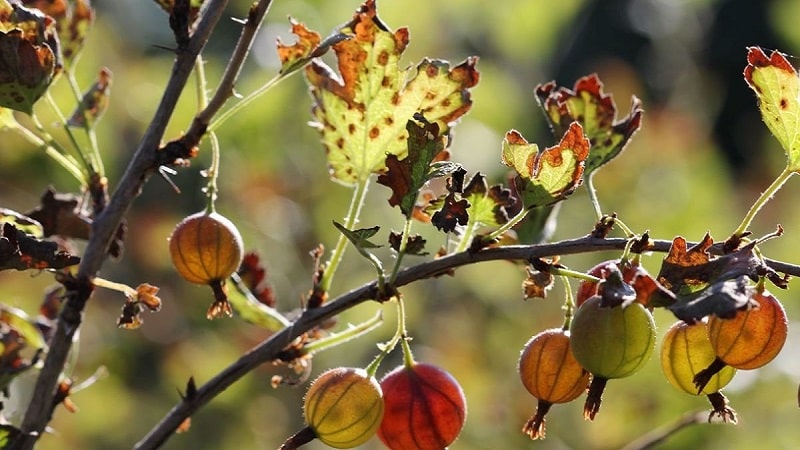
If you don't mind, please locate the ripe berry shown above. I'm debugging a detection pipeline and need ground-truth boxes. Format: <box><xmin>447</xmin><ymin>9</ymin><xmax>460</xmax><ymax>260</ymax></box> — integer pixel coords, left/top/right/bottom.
<box><xmin>518</xmin><ymin>328</ymin><xmax>590</xmax><ymax>439</ymax></box>
<box><xmin>378</xmin><ymin>363</ymin><xmax>466</xmax><ymax>450</ymax></box>
<box><xmin>660</xmin><ymin>320</ymin><xmax>736</xmax><ymax>395</ymax></box>
<box><xmin>694</xmin><ymin>289</ymin><xmax>788</xmax><ymax>392</ymax></box>
<box><xmin>569</xmin><ymin>295</ymin><xmax>656</xmax><ymax>419</ymax></box>
<box><xmin>169</xmin><ymin>211</ymin><xmax>244</xmax><ymax>318</ymax></box>
<box><xmin>303</xmin><ymin>367</ymin><xmax>384</xmax><ymax>449</ymax></box>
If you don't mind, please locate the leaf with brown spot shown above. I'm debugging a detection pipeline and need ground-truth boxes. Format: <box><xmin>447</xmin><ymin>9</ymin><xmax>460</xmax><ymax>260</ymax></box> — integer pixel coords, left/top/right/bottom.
<box><xmin>388</xmin><ymin>231</ymin><xmax>427</xmax><ymax>255</ymax></box>
<box><xmin>461</xmin><ymin>172</ymin><xmax>516</xmax><ymax>228</ymax></box>
<box><xmin>501</xmin><ymin>121</ymin><xmax>589</xmax><ymax>208</ymax></box>
<box><xmin>656</xmin><ymin>234</ymin><xmax>766</xmax><ymax>322</ymax></box>
<box><xmin>68</xmin><ymin>66</ymin><xmax>110</xmax><ymax>128</ymax></box>
<box><xmin>276</xmin><ymin>19</ymin><xmax>347</xmax><ymax>76</ymax></box>
<box><xmin>0</xmin><ymin>2</ymin><xmax>61</xmax><ymax>114</ymax></box>
<box><xmin>377</xmin><ymin>117</ymin><xmax>447</xmax><ymax>217</ymax></box>
<box><xmin>743</xmin><ymin>46</ymin><xmax>800</xmax><ymax>170</ymax></box>
<box><xmin>0</xmin><ymin>222</ymin><xmax>79</xmax><ymax>271</ymax></box>
<box><xmin>305</xmin><ymin>0</ymin><xmax>479</xmax><ymax>185</ymax></box>
<box><xmin>536</xmin><ymin>74</ymin><xmax>642</xmax><ymax>176</ymax></box>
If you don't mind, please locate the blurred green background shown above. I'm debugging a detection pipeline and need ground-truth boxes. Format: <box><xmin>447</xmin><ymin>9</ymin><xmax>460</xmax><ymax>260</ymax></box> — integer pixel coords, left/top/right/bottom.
<box><xmin>2</xmin><ymin>0</ymin><xmax>800</xmax><ymax>448</ymax></box>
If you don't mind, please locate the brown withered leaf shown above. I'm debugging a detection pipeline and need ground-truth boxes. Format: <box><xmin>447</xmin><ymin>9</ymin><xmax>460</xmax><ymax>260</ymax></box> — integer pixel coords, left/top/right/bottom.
<box><xmin>388</xmin><ymin>231</ymin><xmax>427</xmax><ymax>255</ymax></box>
<box><xmin>237</xmin><ymin>251</ymin><xmax>276</xmax><ymax>308</ymax></box>
<box><xmin>522</xmin><ymin>266</ymin><xmax>553</xmax><ymax>300</ymax></box>
<box><xmin>656</xmin><ymin>234</ymin><xmax>764</xmax><ymax>322</ymax></box>
<box><xmin>25</xmin><ymin>187</ymin><xmax>90</xmax><ymax>240</ymax></box>
<box><xmin>68</xmin><ymin>66</ymin><xmax>111</xmax><ymax>128</ymax></box>
<box><xmin>0</xmin><ymin>222</ymin><xmax>79</xmax><ymax>271</ymax></box>
<box><xmin>431</xmin><ymin>192</ymin><xmax>469</xmax><ymax>233</ymax></box>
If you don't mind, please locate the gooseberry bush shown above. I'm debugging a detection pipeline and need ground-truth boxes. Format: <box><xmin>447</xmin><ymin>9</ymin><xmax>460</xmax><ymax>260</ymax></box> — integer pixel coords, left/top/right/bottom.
<box><xmin>1</xmin><ymin>0</ymin><xmax>800</xmax><ymax>449</ymax></box>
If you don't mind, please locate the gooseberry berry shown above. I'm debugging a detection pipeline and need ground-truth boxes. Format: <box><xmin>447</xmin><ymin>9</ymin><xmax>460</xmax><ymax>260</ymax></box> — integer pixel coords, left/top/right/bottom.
<box><xmin>169</xmin><ymin>211</ymin><xmax>244</xmax><ymax>319</ymax></box>
<box><xmin>707</xmin><ymin>289</ymin><xmax>787</xmax><ymax>370</ymax></box>
<box><xmin>660</xmin><ymin>320</ymin><xmax>736</xmax><ymax>395</ymax></box>
<box><xmin>569</xmin><ymin>295</ymin><xmax>656</xmax><ymax>419</ymax></box>
<box><xmin>694</xmin><ymin>289</ymin><xmax>788</xmax><ymax>392</ymax></box>
<box><xmin>518</xmin><ymin>328</ymin><xmax>590</xmax><ymax>439</ymax></box>
<box><xmin>377</xmin><ymin>362</ymin><xmax>466</xmax><ymax>450</ymax></box>
<box><xmin>303</xmin><ymin>367</ymin><xmax>384</xmax><ymax>449</ymax></box>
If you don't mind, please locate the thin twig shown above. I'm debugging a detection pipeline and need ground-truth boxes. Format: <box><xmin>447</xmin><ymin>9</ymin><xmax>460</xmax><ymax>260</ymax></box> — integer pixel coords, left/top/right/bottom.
<box><xmin>619</xmin><ymin>410</ymin><xmax>707</xmax><ymax>450</ymax></box>
<box><xmin>10</xmin><ymin>2</ymin><xmax>233</xmax><ymax>449</ymax></box>
<box><xmin>134</xmin><ymin>235</ymin><xmax>800</xmax><ymax>449</ymax></box>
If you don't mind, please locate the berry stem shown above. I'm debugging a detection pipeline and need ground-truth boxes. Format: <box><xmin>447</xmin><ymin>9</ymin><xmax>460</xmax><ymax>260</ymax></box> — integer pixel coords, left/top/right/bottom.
<box><xmin>560</xmin><ymin>275</ymin><xmax>575</xmax><ymax>330</ymax></box>
<box><xmin>278</xmin><ymin>426</ymin><xmax>316</xmax><ymax>450</ymax></box>
<box><xmin>732</xmin><ymin>166</ymin><xmax>795</xmax><ymax>238</ymax></box>
<box><xmin>586</xmin><ymin>174</ymin><xmax>603</xmax><ymax>221</ymax></box>
<box><xmin>193</xmin><ymin>57</ymin><xmax>221</xmax><ymax>212</ymax></box>
<box><xmin>302</xmin><ymin>312</ymin><xmax>383</xmax><ymax>355</ymax></box>
<box><xmin>320</xmin><ymin>178</ymin><xmax>371</xmax><ymax>292</ymax></box>
<box><xmin>481</xmin><ymin>207</ymin><xmax>527</xmax><ymax>244</ymax></box>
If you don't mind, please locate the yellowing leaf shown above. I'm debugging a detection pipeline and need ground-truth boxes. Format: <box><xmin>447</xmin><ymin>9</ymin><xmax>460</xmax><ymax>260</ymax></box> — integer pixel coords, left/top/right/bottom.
<box><xmin>744</xmin><ymin>46</ymin><xmax>800</xmax><ymax>170</ymax></box>
<box><xmin>502</xmin><ymin>122</ymin><xmax>590</xmax><ymax>208</ymax></box>
<box><xmin>306</xmin><ymin>0</ymin><xmax>479</xmax><ymax>185</ymax></box>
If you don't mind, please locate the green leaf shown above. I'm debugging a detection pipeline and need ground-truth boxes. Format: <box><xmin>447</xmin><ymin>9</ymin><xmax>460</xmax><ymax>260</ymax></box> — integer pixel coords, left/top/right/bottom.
<box><xmin>501</xmin><ymin>122</ymin><xmax>590</xmax><ymax>208</ymax></box>
<box><xmin>0</xmin><ymin>106</ymin><xmax>17</xmax><ymax>129</ymax></box>
<box><xmin>536</xmin><ymin>74</ymin><xmax>642</xmax><ymax>176</ymax></box>
<box><xmin>377</xmin><ymin>117</ymin><xmax>446</xmax><ymax>218</ymax></box>
<box><xmin>228</xmin><ymin>273</ymin><xmax>290</xmax><ymax>332</ymax></box>
<box><xmin>305</xmin><ymin>0</ymin><xmax>479</xmax><ymax>185</ymax></box>
<box><xmin>743</xmin><ymin>47</ymin><xmax>800</xmax><ymax>170</ymax></box>
<box><xmin>332</xmin><ymin>221</ymin><xmax>382</xmax><ymax>250</ymax></box>
<box><xmin>0</xmin><ymin>304</ymin><xmax>45</xmax><ymax>350</ymax></box>
<box><xmin>461</xmin><ymin>172</ymin><xmax>515</xmax><ymax>228</ymax></box>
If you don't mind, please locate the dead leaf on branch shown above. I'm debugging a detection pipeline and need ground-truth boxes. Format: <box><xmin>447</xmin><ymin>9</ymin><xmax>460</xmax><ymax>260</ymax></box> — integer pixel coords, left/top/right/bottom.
<box><xmin>305</xmin><ymin>0</ymin><xmax>479</xmax><ymax>185</ymax></box>
<box><xmin>656</xmin><ymin>234</ymin><xmax>767</xmax><ymax>322</ymax></box>
<box><xmin>22</xmin><ymin>0</ymin><xmax>93</xmax><ymax>62</ymax></box>
<box><xmin>0</xmin><ymin>222</ymin><xmax>79</xmax><ymax>271</ymax></box>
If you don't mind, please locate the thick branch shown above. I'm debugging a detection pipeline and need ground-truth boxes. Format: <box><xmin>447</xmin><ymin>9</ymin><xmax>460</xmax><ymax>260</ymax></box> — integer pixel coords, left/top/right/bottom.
<box><xmin>11</xmin><ymin>2</ymin><xmax>232</xmax><ymax>449</ymax></box>
<box><xmin>134</xmin><ymin>235</ymin><xmax>800</xmax><ymax>449</ymax></box>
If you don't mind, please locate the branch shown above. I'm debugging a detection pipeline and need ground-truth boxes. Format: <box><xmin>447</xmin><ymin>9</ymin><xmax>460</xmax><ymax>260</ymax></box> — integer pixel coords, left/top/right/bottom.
<box><xmin>10</xmin><ymin>2</ymin><xmax>233</xmax><ymax>448</ymax></box>
<box><xmin>134</xmin><ymin>235</ymin><xmax>800</xmax><ymax>449</ymax></box>
<box><xmin>619</xmin><ymin>410</ymin><xmax>707</xmax><ymax>450</ymax></box>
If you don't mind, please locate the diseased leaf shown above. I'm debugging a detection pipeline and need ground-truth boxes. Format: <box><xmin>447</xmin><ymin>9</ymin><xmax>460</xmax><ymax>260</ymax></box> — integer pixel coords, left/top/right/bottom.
<box><xmin>0</xmin><ymin>222</ymin><xmax>79</xmax><ymax>271</ymax></box>
<box><xmin>536</xmin><ymin>74</ymin><xmax>642</xmax><ymax>175</ymax></box>
<box><xmin>0</xmin><ymin>2</ymin><xmax>61</xmax><ymax>114</ymax></box>
<box><xmin>462</xmin><ymin>172</ymin><xmax>515</xmax><ymax>228</ymax></box>
<box><xmin>656</xmin><ymin>234</ymin><xmax>765</xmax><ymax>322</ymax></box>
<box><xmin>25</xmin><ymin>187</ymin><xmax>91</xmax><ymax>240</ymax></box>
<box><xmin>431</xmin><ymin>192</ymin><xmax>469</xmax><ymax>232</ymax></box>
<box><xmin>388</xmin><ymin>231</ymin><xmax>427</xmax><ymax>255</ymax></box>
<box><xmin>306</xmin><ymin>0</ymin><xmax>479</xmax><ymax>185</ymax></box>
<box><xmin>502</xmin><ymin>121</ymin><xmax>589</xmax><ymax>208</ymax></box>
<box><xmin>276</xmin><ymin>19</ymin><xmax>346</xmax><ymax>76</ymax></box>
<box><xmin>377</xmin><ymin>117</ymin><xmax>446</xmax><ymax>217</ymax></box>
<box><xmin>23</xmin><ymin>0</ymin><xmax>94</xmax><ymax>62</ymax></box>
<box><xmin>67</xmin><ymin>66</ymin><xmax>110</xmax><ymax>128</ymax></box>
<box><xmin>743</xmin><ymin>46</ymin><xmax>800</xmax><ymax>170</ymax></box>
<box><xmin>0</xmin><ymin>208</ymin><xmax>42</xmax><ymax>236</ymax></box>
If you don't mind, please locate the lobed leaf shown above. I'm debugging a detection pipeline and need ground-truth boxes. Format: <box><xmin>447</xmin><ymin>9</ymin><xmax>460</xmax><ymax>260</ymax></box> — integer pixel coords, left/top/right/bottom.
<box><xmin>305</xmin><ymin>0</ymin><xmax>478</xmax><ymax>185</ymax></box>
<box><xmin>501</xmin><ymin>121</ymin><xmax>589</xmax><ymax>208</ymax></box>
<box><xmin>536</xmin><ymin>74</ymin><xmax>642</xmax><ymax>176</ymax></box>
<box><xmin>743</xmin><ymin>46</ymin><xmax>800</xmax><ymax>171</ymax></box>
<box><xmin>377</xmin><ymin>117</ymin><xmax>446</xmax><ymax>218</ymax></box>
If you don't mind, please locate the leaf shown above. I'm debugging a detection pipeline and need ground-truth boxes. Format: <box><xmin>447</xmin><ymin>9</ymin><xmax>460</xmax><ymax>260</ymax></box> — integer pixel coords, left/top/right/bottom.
<box><xmin>536</xmin><ymin>74</ymin><xmax>643</xmax><ymax>176</ymax></box>
<box><xmin>237</xmin><ymin>252</ymin><xmax>276</xmax><ymax>307</ymax></box>
<box><xmin>0</xmin><ymin>207</ymin><xmax>42</xmax><ymax>236</ymax></box>
<box><xmin>67</xmin><ymin>66</ymin><xmax>110</xmax><ymax>128</ymax></box>
<box><xmin>332</xmin><ymin>221</ymin><xmax>382</xmax><ymax>250</ymax></box>
<box><xmin>0</xmin><ymin>303</ymin><xmax>45</xmax><ymax>350</ymax></box>
<box><xmin>0</xmin><ymin>2</ymin><xmax>61</xmax><ymax>114</ymax></box>
<box><xmin>377</xmin><ymin>117</ymin><xmax>446</xmax><ymax>217</ymax></box>
<box><xmin>306</xmin><ymin>0</ymin><xmax>479</xmax><ymax>185</ymax></box>
<box><xmin>228</xmin><ymin>272</ymin><xmax>290</xmax><ymax>332</ymax></box>
<box><xmin>743</xmin><ymin>46</ymin><xmax>800</xmax><ymax>170</ymax></box>
<box><xmin>23</xmin><ymin>0</ymin><xmax>94</xmax><ymax>63</ymax></box>
<box><xmin>25</xmin><ymin>187</ymin><xmax>91</xmax><ymax>240</ymax></box>
<box><xmin>388</xmin><ymin>231</ymin><xmax>427</xmax><ymax>255</ymax></box>
<box><xmin>0</xmin><ymin>424</ymin><xmax>21</xmax><ymax>447</ymax></box>
<box><xmin>502</xmin><ymin>121</ymin><xmax>589</xmax><ymax>208</ymax></box>
<box><xmin>522</xmin><ymin>266</ymin><xmax>553</xmax><ymax>300</ymax></box>
<box><xmin>276</xmin><ymin>19</ymin><xmax>347</xmax><ymax>76</ymax></box>
<box><xmin>430</xmin><ymin>192</ymin><xmax>469</xmax><ymax>232</ymax></box>
<box><xmin>656</xmin><ymin>234</ymin><xmax>765</xmax><ymax>322</ymax></box>
<box><xmin>461</xmin><ymin>172</ymin><xmax>515</xmax><ymax>228</ymax></box>
<box><xmin>0</xmin><ymin>222</ymin><xmax>79</xmax><ymax>271</ymax></box>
